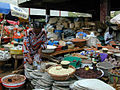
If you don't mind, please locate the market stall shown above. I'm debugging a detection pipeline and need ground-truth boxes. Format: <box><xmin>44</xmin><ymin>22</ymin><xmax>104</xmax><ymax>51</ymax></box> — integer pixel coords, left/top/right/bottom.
<box><xmin>0</xmin><ymin>7</ymin><xmax>120</xmax><ymax>90</ymax></box>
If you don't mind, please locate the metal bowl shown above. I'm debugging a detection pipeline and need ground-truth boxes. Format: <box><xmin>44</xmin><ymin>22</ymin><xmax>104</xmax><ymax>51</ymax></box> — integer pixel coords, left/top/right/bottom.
<box><xmin>74</xmin><ymin>67</ymin><xmax>104</xmax><ymax>80</ymax></box>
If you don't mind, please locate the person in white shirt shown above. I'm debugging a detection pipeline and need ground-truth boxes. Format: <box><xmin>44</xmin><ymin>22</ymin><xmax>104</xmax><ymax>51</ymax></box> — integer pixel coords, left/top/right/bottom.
<box><xmin>104</xmin><ymin>27</ymin><xmax>114</xmax><ymax>44</ymax></box>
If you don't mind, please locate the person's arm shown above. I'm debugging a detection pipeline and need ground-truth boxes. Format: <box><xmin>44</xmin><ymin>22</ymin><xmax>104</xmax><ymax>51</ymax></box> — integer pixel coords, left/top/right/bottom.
<box><xmin>41</xmin><ymin>30</ymin><xmax>47</xmax><ymax>50</ymax></box>
<box><xmin>38</xmin><ymin>30</ymin><xmax>47</xmax><ymax>55</ymax></box>
<box><xmin>104</xmin><ymin>32</ymin><xmax>112</xmax><ymax>42</ymax></box>
<box><xmin>23</xmin><ymin>36</ymin><xmax>33</xmax><ymax>64</ymax></box>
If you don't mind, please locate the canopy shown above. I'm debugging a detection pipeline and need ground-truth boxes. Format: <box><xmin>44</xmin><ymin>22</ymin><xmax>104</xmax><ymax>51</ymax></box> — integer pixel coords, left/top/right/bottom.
<box><xmin>110</xmin><ymin>14</ymin><xmax>120</xmax><ymax>24</ymax></box>
<box><xmin>0</xmin><ymin>2</ymin><xmax>28</xmax><ymax>19</ymax></box>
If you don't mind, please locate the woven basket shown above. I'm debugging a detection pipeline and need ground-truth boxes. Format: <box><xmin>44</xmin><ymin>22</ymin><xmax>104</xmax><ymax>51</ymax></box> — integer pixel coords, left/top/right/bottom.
<box><xmin>47</xmin><ymin>65</ymin><xmax>76</xmax><ymax>81</ymax></box>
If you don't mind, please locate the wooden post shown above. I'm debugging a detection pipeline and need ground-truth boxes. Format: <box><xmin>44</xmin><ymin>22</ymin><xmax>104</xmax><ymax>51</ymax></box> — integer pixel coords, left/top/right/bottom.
<box><xmin>45</xmin><ymin>7</ymin><xmax>50</xmax><ymax>24</ymax></box>
<box><xmin>14</xmin><ymin>55</ymin><xmax>18</xmax><ymax>70</ymax></box>
<box><xmin>100</xmin><ymin>0</ymin><xmax>110</xmax><ymax>23</ymax></box>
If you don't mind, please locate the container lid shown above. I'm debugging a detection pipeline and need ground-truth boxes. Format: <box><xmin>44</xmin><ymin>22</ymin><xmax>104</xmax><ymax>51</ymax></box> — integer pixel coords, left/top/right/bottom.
<box><xmin>102</xmin><ymin>48</ymin><xmax>108</xmax><ymax>51</ymax></box>
<box><xmin>66</xmin><ymin>42</ymin><xmax>73</xmax><ymax>45</ymax></box>
<box><xmin>61</xmin><ymin>61</ymin><xmax>70</xmax><ymax>65</ymax></box>
<box><xmin>47</xmin><ymin>65</ymin><xmax>75</xmax><ymax>76</ymax></box>
<box><xmin>47</xmin><ymin>45</ymin><xmax>57</xmax><ymax>49</ymax></box>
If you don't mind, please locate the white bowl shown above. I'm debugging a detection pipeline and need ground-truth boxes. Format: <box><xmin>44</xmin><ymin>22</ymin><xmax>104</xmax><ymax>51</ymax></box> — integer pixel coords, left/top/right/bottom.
<box><xmin>71</xmin><ymin>79</ymin><xmax>115</xmax><ymax>90</ymax></box>
<box><xmin>47</xmin><ymin>45</ymin><xmax>57</xmax><ymax>49</ymax></box>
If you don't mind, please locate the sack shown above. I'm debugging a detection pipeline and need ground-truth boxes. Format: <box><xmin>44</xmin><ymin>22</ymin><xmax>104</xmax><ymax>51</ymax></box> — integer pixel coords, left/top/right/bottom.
<box><xmin>69</xmin><ymin>23</ymin><xmax>75</xmax><ymax>29</ymax></box>
<box><xmin>86</xmin><ymin>37</ymin><xmax>101</xmax><ymax>47</ymax></box>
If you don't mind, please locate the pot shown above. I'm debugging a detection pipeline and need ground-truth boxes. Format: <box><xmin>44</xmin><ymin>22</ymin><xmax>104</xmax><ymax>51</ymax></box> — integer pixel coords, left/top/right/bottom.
<box><xmin>61</xmin><ymin>61</ymin><xmax>70</xmax><ymax>69</ymax></box>
<box><xmin>96</xmin><ymin>62</ymin><xmax>114</xmax><ymax>77</ymax></box>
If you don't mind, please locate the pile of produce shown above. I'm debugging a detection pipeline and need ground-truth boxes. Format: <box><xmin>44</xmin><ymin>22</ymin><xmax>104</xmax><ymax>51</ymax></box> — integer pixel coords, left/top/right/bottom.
<box><xmin>72</xmin><ymin>53</ymin><xmax>88</xmax><ymax>59</ymax></box>
<box><xmin>72</xmin><ymin>38</ymin><xmax>86</xmax><ymax>42</ymax></box>
<box><xmin>75</xmin><ymin>67</ymin><xmax>102</xmax><ymax>78</ymax></box>
<box><xmin>3</xmin><ymin>75</ymin><xmax>25</xmax><ymax>84</ymax></box>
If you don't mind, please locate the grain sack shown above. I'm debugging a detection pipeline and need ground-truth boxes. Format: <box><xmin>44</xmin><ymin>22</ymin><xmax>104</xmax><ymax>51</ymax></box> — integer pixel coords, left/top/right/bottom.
<box><xmin>69</xmin><ymin>23</ymin><xmax>75</xmax><ymax>29</ymax></box>
<box><xmin>62</xmin><ymin>22</ymin><xmax>68</xmax><ymax>28</ymax></box>
<box><xmin>56</xmin><ymin>25</ymin><xmax>63</xmax><ymax>30</ymax></box>
<box><xmin>74</xmin><ymin>22</ymin><xmax>80</xmax><ymax>28</ymax></box>
<box><xmin>48</xmin><ymin>18</ymin><xmax>58</xmax><ymax>24</ymax></box>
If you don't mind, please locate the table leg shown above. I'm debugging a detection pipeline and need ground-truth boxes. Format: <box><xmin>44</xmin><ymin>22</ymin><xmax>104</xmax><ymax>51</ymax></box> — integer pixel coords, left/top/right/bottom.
<box><xmin>14</xmin><ymin>55</ymin><xmax>18</xmax><ymax>70</ymax></box>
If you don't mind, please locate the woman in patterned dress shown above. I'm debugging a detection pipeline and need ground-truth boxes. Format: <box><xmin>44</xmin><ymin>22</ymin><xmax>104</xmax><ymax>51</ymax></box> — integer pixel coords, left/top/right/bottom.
<box><xmin>23</xmin><ymin>22</ymin><xmax>47</xmax><ymax>67</ymax></box>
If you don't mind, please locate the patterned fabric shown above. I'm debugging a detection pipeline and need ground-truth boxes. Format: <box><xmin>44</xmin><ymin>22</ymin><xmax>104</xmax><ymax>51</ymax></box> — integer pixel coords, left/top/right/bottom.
<box><xmin>23</xmin><ymin>28</ymin><xmax>47</xmax><ymax>64</ymax></box>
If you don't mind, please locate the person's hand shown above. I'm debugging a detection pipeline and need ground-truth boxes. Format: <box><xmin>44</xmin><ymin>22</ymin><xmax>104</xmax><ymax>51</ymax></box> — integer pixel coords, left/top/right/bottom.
<box><xmin>106</xmin><ymin>38</ymin><xmax>112</xmax><ymax>41</ymax></box>
<box><xmin>38</xmin><ymin>47</ymin><xmax>42</xmax><ymax>55</ymax></box>
<box><xmin>28</xmin><ymin>57</ymin><xmax>33</xmax><ymax>64</ymax></box>
<box><xmin>111</xmin><ymin>36</ymin><xmax>114</xmax><ymax>39</ymax></box>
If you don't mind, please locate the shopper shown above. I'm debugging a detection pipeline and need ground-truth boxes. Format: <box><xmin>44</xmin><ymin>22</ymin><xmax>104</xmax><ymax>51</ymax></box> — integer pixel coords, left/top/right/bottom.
<box><xmin>23</xmin><ymin>22</ymin><xmax>47</xmax><ymax>68</ymax></box>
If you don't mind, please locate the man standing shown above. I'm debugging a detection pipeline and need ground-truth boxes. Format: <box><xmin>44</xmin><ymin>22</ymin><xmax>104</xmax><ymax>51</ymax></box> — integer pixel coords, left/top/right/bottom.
<box><xmin>23</xmin><ymin>22</ymin><xmax>47</xmax><ymax>69</ymax></box>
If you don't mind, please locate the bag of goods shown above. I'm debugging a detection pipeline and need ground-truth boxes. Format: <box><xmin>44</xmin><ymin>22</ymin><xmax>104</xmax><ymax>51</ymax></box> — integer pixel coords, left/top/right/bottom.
<box><xmin>86</xmin><ymin>36</ymin><xmax>100</xmax><ymax>47</ymax></box>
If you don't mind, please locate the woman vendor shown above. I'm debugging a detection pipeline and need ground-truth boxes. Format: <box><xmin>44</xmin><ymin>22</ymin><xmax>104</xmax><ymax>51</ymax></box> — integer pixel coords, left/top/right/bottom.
<box><xmin>23</xmin><ymin>22</ymin><xmax>47</xmax><ymax>69</ymax></box>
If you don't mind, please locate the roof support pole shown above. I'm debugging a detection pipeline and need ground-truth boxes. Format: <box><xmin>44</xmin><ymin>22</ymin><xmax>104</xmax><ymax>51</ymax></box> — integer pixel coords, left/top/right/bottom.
<box><xmin>45</xmin><ymin>6</ymin><xmax>50</xmax><ymax>23</ymax></box>
<box><xmin>100</xmin><ymin>0</ymin><xmax>111</xmax><ymax>23</ymax></box>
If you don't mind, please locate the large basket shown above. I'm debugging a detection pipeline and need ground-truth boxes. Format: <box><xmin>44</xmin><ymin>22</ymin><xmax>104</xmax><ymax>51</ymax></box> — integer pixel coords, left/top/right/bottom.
<box><xmin>47</xmin><ymin>65</ymin><xmax>76</xmax><ymax>81</ymax></box>
<box><xmin>10</xmin><ymin>49</ymin><xmax>23</xmax><ymax>55</ymax></box>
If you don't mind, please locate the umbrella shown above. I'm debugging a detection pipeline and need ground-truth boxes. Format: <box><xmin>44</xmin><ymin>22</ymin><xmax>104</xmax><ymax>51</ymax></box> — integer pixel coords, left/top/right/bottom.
<box><xmin>0</xmin><ymin>2</ymin><xmax>28</xmax><ymax>19</ymax></box>
<box><xmin>110</xmin><ymin>14</ymin><xmax>120</xmax><ymax>24</ymax></box>
<box><xmin>0</xmin><ymin>2</ymin><xmax>28</xmax><ymax>40</ymax></box>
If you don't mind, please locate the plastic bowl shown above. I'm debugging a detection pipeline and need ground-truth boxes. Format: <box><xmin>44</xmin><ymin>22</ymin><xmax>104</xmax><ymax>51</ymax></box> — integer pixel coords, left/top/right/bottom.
<box><xmin>1</xmin><ymin>74</ymin><xmax>26</xmax><ymax>89</ymax></box>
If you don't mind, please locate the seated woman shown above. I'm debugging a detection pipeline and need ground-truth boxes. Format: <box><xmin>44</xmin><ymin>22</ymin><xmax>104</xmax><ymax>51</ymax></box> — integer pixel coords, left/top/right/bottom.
<box><xmin>104</xmin><ymin>27</ymin><xmax>115</xmax><ymax>45</ymax></box>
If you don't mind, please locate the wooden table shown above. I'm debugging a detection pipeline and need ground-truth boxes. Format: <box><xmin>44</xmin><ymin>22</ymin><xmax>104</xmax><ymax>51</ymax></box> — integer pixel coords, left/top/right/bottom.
<box><xmin>49</xmin><ymin>47</ymin><xmax>84</xmax><ymax>56</ymax></box>
<box><xmin>12</xmin><ymin>54</ymin><xmax>23</xmax><ymax>70</ymax></box>
<box><xmin>11</xmin><ymin>47</ymin><xmax>84</xmax><ymax>69</ymax></box>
